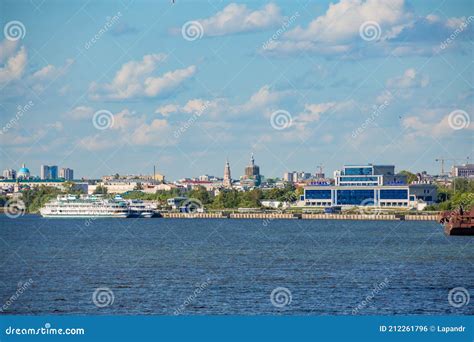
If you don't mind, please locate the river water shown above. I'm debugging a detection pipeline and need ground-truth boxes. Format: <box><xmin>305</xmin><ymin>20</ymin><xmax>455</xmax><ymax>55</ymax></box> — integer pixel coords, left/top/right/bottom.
<box><xmin>0</xmin><ymin>215</ymin><xmax>472</xmax><ymax>315</ymax></box>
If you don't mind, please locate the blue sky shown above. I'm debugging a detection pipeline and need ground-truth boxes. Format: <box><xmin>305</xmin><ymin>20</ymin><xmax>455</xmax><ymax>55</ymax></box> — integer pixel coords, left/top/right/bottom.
<box><xmin>0</xmin><ymin>0</ymin><xmax>472</xmax><ymax>180</ymax></box>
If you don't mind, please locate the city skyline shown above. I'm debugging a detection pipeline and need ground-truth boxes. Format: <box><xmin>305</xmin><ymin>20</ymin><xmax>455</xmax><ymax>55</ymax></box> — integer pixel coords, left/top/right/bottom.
<box><xmin>1</xmin><ymin>0</ymin><xmax>473</xmax><ymax>180</ymax></box>
<box><xmin>2</xmin><ymin>154</ymin><xmax>472</xmax><ymax>182</ymax></box>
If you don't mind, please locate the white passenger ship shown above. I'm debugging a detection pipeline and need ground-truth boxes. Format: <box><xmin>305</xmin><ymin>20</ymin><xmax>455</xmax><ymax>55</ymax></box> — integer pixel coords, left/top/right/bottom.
<box><xmin>40</xmin><ymin>195</ymin><xmax>130</xmax><ymax>218</ymax></box>
<box><xmin>126</xmin><ymin>200</ymin><xmax>155</xmax><ymax>218</ymax></box>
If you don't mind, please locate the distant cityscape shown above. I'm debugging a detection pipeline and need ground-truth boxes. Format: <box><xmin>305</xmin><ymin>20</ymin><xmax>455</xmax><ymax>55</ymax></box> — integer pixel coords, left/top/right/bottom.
<box><xmin>1</xmin><ymin>154</ymin><xmax>473</xmax><ymax>211</ymax></box>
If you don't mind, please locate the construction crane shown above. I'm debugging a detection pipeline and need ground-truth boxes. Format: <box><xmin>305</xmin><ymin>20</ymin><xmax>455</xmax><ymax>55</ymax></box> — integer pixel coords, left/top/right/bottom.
<box><xmin>435</xmin><ymin>157</ymin><xmax>470</xmax><ymax>176</ymax></box>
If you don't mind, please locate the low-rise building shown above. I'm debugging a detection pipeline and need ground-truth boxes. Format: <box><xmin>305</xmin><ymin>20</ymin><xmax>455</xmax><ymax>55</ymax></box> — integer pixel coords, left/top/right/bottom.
<box><xmin>408</xmin><ymin>181</ymin><xmax>437</xmax><ymax>204</ymax></box>
<box><xmin>0</xmin><ymin>179</ymin><xmax>88</xmax><ymax>193</ymax></box>
<box><xmin>302</xmin><ymin>164</ymin><xmax>412</xmax><ymax>208</ymax></box>
<box><xmin>451</xmin><ymin>164</ymin><xmax>474</xmax><ymax>178</ymax></box>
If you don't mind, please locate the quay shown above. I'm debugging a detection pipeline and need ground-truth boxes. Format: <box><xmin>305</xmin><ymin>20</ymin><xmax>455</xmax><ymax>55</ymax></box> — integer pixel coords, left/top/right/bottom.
<box><xmin>159</xmin><ymin>212</ymin><xmax>438</xmax><ymax>221</ymax></box>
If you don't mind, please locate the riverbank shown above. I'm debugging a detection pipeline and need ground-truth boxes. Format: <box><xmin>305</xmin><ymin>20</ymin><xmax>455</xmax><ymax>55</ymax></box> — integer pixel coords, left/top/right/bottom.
<box><xmin>160</xmin><ymin>212</ymin><xmax>439</xmax><ymax>221</ymax></box>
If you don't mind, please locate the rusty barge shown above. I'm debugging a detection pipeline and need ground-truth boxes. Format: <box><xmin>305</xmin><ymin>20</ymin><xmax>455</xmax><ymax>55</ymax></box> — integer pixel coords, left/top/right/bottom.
<box><xmin>438</xmin><ymin>207</ymin><xmax>474</xmax><ymax>236</ymax></box>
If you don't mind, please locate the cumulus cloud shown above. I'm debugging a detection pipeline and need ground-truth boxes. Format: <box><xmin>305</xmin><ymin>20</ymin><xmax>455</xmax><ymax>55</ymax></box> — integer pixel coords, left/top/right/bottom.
<box><xmin>79</xmin><ymin>134</ymin><xmax>117</xmax><ymax>151</ymax></box>
<box><xmin>402</xmin><ymin>108</ymin><xmax>473</xmax><ymax>138</ymax></box>
<box><xmin>130</xmin><ymin>119</ymin><xmax>175</xmax><ymax>146</ymax></box>
<box><xmin>68</xmin><ymin>106</ymin><xmax>95</xmax><ymax>120</ymax></box>
<box><xmin>296</xmin><ymin>102</ymin><xmax>337</xmax><ymax>122</ymax></box>
<box><xmin>386</xmin><ymin>68</ymin><xmax>429</xmax><ymax>88</ymax></box>
<box><xmin>0</xmin><ymin>39</ymin><xmax>75</xmax><ymax>96</ymax></box>
<box><xmin>154</xmin><ymin>85</ymin><xmax>291</xmax><ymax>121</ymax></box>
<box><xmin>0</xmin><ymin>40</ymin><xmax>19</xmax><ymax>63</ymax></box>
<box><xmin>144</xmin><ymin>65</ymin><xmax>196</xmax><ymax>97</ymax></box>
<box><xmin>0</xmin><ymin>45</ymin><xmax>27</xmax><ymax>85</ymax></box>
<box><xmin>30</xmin><ymin>59</ymin><xmax>74</xmax><ymax>83</ymax></box>
<box><xmin>78</xmin><ymin>108</ymin><xmax>176</xmax><ymax>150</ymax></box>
<box><xmin>239</xmin><ymin>85</ymin><xmax>290</xmax><ymax>113</ymax></box>
<box><xmin>285</xmin><ymin>0</ymin><xmax>410</xmax><ymax>43</ymax></box>
<box><xmin>262</xmin><ymin>0</ymin><xmax>472</xmax><ymax>57</ymax></box>
<box><xmin>184</xmin><ymin>3</ymin><xmax>282</xmax><ymax>37</ymax></box>
<box><xmin>89</xmin><ymin>53</ymin><xmax>196</xmax><ymax>100</ymax></box>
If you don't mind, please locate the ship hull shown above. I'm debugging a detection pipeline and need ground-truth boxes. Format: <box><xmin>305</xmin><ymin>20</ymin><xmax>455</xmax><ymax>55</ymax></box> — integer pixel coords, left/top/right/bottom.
<box><xmin>40</xmin><ymin>212</ymin><xmax>130</xmax><ymax>218</ymax></box>
<box><xmin>444</xmin><ymin>226</ymin><xmax>474</xmax><ymax>236</ymax></box>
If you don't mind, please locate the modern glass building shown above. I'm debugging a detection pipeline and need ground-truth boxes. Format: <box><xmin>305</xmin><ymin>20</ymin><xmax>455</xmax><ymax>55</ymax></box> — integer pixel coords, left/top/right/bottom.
<box><xmin>302</xmin><ymin>164</ymin><xmax>411</xmax><ymax>208</ymax></box>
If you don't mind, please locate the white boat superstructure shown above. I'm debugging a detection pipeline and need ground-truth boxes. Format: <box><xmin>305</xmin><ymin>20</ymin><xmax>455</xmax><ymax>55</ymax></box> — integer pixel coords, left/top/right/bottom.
<box><xmin>40</xmin><ymin>195</ymin><xmax>131</xmax><ymax>218</ymax></box>
<box><xmin>127</xmin><ymin>200</ymin><xmax>156</xmax><ymax>218</ymax></box>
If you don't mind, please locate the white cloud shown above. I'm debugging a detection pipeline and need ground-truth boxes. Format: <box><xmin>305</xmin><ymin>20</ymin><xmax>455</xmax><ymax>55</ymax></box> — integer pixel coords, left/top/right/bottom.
<box><xmin>144</xmin><ymin>65</ymin><xmax>196</xmax><ymax>97</ymax></box>
<box><xmin>297</xmin><ymin>102</ymin><xmax>337</xmax><ymax>122</ymax></box>
<box><xmin>79</xmin><ymin>134</ymin><xmax>117</xmax><ymax>151</ymax></box>
<box><xmin>402</xmin><ymin>108</ymin><xmax>473</xmax><ymax>138</ymax></box>
<box><xmin>0</xmin><ymin>40</ymin><xmax>19</xmax><ymax>63</ymax></box>
<box><xmin>284</xmin><ymin>0</ymin><xmax>410</xmax><ymax>43</ymax></box>
<box><xmin>30</xmin><ymin>59</ymin><xmax>74</xmax><ymax>83</ymax></box>
<box><xmin>191</xmin><ymin>3</ymin><xmax>282</xmax><ymax>36</ymax></box>
<box><xmin>89</xmin><ymin>54</ymin><xmax>195</xmax><ymax>100</ymax></box>
<box><xmin>154</xmin><ymin>85</ymin><xmax>289</xmax><ymax>120</ymax></box>
<box><xmin>77</xmin><ymin>108</ymin><xmax>177</xmax><ymax>150</ymax></box>
<box><xmin>155</xmin><ymin>104</ymin><xmax>179</xmax><ymax>116</ymax></box>
<box><xmin>130</xmin><ymin>119</ymin><xmax>175</xmax><ymax>146</ymax></box>
<box><xmin>69</xmin><ymin>106</ymin><xmax>95</xmax><ymax>120</ymax></box>
<box><xmin>242</xmin><ymin>85</ymin><xmax>287</xmax><ymax>112</ymax></box>
<box><xmin>0</xmin><ymin>46</ymin><xmax>27</xmax><ymax>85</ymax></box>
<box><xmin>111</xmin><ymin>109</ymin><xmax>145</xmax><ymax>131</ymax></box>
<box><xmin>262</xmin><ymin>0</ymin><xmax>471</xmax><ymax>57</ymax></box>
<box><xmin>386</xmin><ymin>68</ymin><xmax>429</xmax><ymax>88</ymax></box>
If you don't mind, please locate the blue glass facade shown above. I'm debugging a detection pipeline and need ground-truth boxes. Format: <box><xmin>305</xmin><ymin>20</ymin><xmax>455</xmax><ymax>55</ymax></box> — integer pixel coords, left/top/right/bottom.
<box><xmin>380</xmin><ymin>189</ymin><xmax>408</xmax><ymax>200</ymax></box>
<box><xmin>336</xmin><ymin>190</ymin><xmax>374</xmax><ymax>205</ymax></box>
<box><xmin>339</xmin><ymin>176</ymin><xmax>378</xmax><ymax>182</ymax></box>
<box><xmin>343</xmin><ymin>167</ymin><xmax>373</xmax><ymax>175</ymax></box>
<box><xmin>50</xmin><ymin>166</ymin><xmax>58</xmax><ymax>179</ymax></box>
<box><xmin>302</xmin><ymin>164</ymin><xmax>411</xmax><ymax>207</ymax></box>
<box><xmin>305</xmin><ymin>189</ymin><xmax>331</xmax><ymax>200</ymax></box>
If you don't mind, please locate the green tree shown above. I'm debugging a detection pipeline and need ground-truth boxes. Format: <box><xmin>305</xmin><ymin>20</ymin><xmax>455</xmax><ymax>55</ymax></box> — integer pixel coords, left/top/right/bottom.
<box><xmin>398</xmin><ymin>170</ymin><xmax>417</xmax><ymax>184</ymax></box>
<box><xmin>93</xmin><ymin>185</ymin><xmax>108</xmax><ymax>195</ymax></box>
<box><xmin>189</xmin><ymin>186</ymin><xmax>212</xmax><ymax>205</ymax></box>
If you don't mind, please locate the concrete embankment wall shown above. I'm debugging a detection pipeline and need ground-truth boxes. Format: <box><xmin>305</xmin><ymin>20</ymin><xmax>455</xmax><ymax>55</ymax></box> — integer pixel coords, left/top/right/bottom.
<box><xmin>230</xmin><ymin>213</ymin><xmax>296</xmax><ymax>219</ymax></box>
<box><xmin>159</xmin><ymin>212</ymin><xmax>438</xmax><ymax>221</ymax></box>
<box><xmin>301</xmin><ymin>214</ymin><xmax>397</xmax><ymax>220</ymax></box>
<box><xmin>162</xmin><ymin>213</ymin><xmax>225</xmax><ymax>219</ymax></box>
<box><xmin>404</xmin><ymin>215</ymin><xmax>438</xmax><ymax>221</ymax></box>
